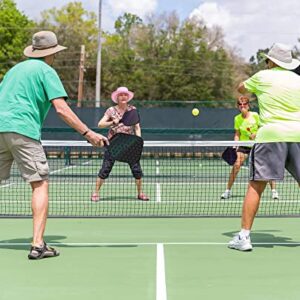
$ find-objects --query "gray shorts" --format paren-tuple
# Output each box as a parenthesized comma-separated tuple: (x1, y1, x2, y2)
(0, 133, 49, 183)
(249, 142, 300, 182)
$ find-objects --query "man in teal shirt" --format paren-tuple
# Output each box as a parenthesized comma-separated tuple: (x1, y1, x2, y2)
(228, 43, 300, 251)
(0, 31, 108, 259)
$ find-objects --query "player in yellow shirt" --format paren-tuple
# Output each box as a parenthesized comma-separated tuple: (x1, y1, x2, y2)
(228, 43, 300, 251)
(221, 96, 278, 199)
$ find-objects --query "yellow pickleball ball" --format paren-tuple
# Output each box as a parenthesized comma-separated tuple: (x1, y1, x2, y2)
(192, 108, 199, 116)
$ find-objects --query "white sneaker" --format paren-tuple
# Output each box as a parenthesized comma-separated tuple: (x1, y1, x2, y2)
(221, 190, 231, 199)
(272, 190, 279, 200)
(228, 234, 253, 251)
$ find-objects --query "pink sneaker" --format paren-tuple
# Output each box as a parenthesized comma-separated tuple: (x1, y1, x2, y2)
(137, 193, 149, 201)
(91, 192, 100, 202)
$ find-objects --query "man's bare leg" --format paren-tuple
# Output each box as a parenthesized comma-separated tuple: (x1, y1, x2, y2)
(31, 180, 49, 246)
(241, 180, 268, 230)
(228, 180, 267, 251)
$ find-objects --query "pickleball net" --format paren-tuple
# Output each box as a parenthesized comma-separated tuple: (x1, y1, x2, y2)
(0, 140, 299, 217)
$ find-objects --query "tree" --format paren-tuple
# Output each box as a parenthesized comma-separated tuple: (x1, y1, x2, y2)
(104, 12, 237, 106)
(248, 48, 269, 74)
(115, 13, 142, 37)
(32, 6, 248, 107)
(100, 13, 145, 105)
(0, 0, 34, 79)
(37, 2, 98, 101)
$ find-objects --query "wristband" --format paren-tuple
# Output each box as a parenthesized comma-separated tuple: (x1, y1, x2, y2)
(82, 130, 89, 136)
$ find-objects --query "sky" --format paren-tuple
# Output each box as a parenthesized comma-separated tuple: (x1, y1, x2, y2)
(14, 0, 300, 60)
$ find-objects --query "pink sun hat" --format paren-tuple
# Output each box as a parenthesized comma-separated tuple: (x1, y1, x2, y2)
(111, 87, 134, 103)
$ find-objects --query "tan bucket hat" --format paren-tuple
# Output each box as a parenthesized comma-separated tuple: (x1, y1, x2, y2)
(263, 43, 300, 70)
(24, 31, 67, 58)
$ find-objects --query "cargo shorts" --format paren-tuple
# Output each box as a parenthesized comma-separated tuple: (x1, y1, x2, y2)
(0, 133, 49, 183)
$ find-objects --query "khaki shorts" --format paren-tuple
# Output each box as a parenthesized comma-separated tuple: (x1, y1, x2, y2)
(0, 133, 49, 183)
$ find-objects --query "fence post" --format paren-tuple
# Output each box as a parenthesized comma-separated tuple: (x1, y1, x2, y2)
(77, 45, 85, 107)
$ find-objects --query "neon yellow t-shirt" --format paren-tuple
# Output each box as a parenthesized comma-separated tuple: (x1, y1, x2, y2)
(244, 67, 300, 143)
(234, 112, 260, 141)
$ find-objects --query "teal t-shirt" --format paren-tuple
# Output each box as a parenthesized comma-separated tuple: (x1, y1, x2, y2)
(244, 67, 300, 143)
(234, 112, 260, 141)
(0, 58, 68, 141)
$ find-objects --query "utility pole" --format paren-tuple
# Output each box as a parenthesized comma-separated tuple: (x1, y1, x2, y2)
(77, 45, 85, 108)
(95, 0, 102, 107)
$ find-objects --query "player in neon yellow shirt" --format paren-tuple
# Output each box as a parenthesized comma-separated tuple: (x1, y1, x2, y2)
(221, 96, 278, 199)
(229, 43, 300, 251)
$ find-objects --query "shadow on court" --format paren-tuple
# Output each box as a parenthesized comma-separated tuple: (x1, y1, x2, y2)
(223, 230, 300, 248)
(0, 236, 138, 250)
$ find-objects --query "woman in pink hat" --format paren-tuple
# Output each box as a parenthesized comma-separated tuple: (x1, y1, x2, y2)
(91, 87, 149, 201)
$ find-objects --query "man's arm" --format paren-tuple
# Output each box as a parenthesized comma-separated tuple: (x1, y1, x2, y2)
(237, 82, 247, 94)
(51, 98, 108, 147)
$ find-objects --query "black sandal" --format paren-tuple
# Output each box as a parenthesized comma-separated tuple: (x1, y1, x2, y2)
(28, 242, 60, 260)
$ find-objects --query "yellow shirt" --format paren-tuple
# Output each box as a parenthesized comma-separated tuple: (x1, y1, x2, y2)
(234, 112, 260, 141)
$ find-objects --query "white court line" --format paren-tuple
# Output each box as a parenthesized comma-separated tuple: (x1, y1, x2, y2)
(156, 160, 161, 203)
(44, 182, 298, 188)
(156, 184, 161, 202)
(1, 200, 299, 204)
(0, 181, 251, 186)
(50, 182, 297, 186)
(50, 165, 77, 174)
(0, 183, 14, 188)
(156, 243, 167, 300)
(0, 242, 300, 246)
(48, 182, 251, 185)
(0, 164, 78, 189)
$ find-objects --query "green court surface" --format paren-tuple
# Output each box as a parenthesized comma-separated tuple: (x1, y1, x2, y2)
(0, 218, 300, 300)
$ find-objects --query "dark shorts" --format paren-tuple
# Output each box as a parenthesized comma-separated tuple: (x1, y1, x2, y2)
(237, 146, 251, 155)
(249, 142, 300, 182)
(98, 149, 143, 180)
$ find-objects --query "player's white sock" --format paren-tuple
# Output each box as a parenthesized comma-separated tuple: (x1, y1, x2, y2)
(239, 229, 250, 238)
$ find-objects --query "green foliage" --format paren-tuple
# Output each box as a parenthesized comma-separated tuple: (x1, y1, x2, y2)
(115, 13, 142, 36)
(101, 12, 236, 107)
(37, 2, 98, 98)
(0, 0, 34, 79)
(0, 3, 247, 107)
(248, 48, 269, 75)
(39, 2, 97, 53)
